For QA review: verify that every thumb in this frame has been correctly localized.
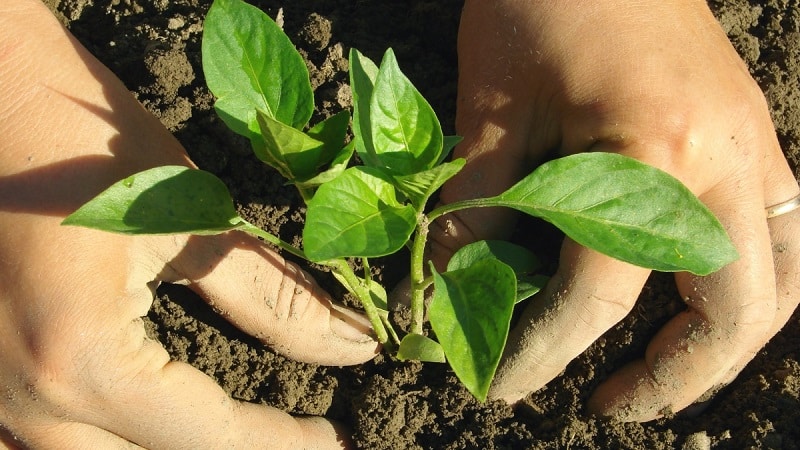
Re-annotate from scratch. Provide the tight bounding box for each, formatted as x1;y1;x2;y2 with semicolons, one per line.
151;232;380;366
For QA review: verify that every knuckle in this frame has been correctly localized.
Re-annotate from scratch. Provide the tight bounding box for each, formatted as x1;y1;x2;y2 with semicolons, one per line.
3;321;170;420
579;293;636;331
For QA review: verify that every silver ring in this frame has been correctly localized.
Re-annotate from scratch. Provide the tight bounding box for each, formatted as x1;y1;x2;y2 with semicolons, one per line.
766;193;800;219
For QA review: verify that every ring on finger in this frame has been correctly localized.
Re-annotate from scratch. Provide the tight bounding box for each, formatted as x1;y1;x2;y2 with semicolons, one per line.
766;192;800;219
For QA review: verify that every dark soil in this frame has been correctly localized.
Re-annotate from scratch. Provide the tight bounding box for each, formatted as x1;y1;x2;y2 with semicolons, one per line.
46;0;800;448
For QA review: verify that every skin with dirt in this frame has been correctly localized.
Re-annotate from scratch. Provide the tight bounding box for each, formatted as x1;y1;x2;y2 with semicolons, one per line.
44;0;799;448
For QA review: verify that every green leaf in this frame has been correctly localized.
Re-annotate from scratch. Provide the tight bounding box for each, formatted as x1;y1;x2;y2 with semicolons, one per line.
62;166;241;235
393;158;465;209
447;240;541;274
303;166;417;261
438;135;463;165
397;333;446;363
349;48;380;167
429;259;517;402
254;111;350;182
202;0;313;140
306;110;351;169
254;112;325;180
370;49;444;174
515;274;549;304
295;140;356;189
331;270;390;312
448;240;544;304
491;153;738;275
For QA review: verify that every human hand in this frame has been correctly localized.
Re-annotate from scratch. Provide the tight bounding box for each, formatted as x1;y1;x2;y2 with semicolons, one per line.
0;2;377;448
428;0;800;421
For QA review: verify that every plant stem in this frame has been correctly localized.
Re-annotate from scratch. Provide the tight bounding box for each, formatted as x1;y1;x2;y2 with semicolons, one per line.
407;198;495;335
235;219;307;260
327;259;391;347
427;198;492;223
409;214;430;335
295;185;315;204
236;219;392;347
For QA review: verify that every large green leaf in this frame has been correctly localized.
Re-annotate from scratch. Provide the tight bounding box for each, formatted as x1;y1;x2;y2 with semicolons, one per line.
349;49;380;167
303;166;417;261
202;0;313;139
62;166;241;234
370;49;444;175
490;153;738;275
429;259;517;402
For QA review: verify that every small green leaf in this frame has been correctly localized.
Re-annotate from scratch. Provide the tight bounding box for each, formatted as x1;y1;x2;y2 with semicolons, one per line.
447;240;541;274
448;240;544;304
490;153;738;275
394;158;465;209
370;49;444;174
295;141;356;189
254;112;326;180
303;166;417;261
349;48;380;167
332;270;390;313
429;259;516;402
254;111;350;183
62;166;241;235
203;0;313;139
516;274;549;304
397;333;446;363
306;110;351;169
437;135;464;165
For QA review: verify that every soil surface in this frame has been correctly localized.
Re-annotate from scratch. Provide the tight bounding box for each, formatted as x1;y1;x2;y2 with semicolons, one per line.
46;0;800;448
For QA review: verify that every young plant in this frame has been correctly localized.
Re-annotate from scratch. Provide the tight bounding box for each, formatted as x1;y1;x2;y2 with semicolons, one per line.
63;0;738;401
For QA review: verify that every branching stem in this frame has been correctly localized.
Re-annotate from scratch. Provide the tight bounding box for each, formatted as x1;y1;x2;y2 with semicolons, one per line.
409;214;430;335
427;198;492;222
327;259;391;346
236;220;307;260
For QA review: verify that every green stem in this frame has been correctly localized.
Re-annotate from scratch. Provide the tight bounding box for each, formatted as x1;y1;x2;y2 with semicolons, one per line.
235;219;307;260
407;198;496;335
427;198;492;222
295;185;315;204
327;259;391;347
236;219;392;347
409;215;430;335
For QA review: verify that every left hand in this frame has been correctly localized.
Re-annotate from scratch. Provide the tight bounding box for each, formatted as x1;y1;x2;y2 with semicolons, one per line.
0;2;377;447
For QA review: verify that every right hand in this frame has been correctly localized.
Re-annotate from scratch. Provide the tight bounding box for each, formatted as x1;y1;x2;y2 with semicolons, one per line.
427;0;800;422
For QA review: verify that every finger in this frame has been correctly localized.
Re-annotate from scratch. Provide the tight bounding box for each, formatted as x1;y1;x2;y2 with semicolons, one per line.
720;165;800;386
3;233;353;449
148;232;380;366
489;239;651;403
5;421;142;449
710;200;800;391
766;203;800;336
587;190;776;421
762;150;800;339
3;304;347;448
69;337;347;449
427;1;558;270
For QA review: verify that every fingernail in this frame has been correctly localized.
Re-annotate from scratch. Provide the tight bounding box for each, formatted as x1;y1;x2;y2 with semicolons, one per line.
329;303;376;342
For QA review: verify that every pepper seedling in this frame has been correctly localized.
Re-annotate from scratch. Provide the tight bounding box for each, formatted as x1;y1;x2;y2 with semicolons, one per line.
63;0;738;401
